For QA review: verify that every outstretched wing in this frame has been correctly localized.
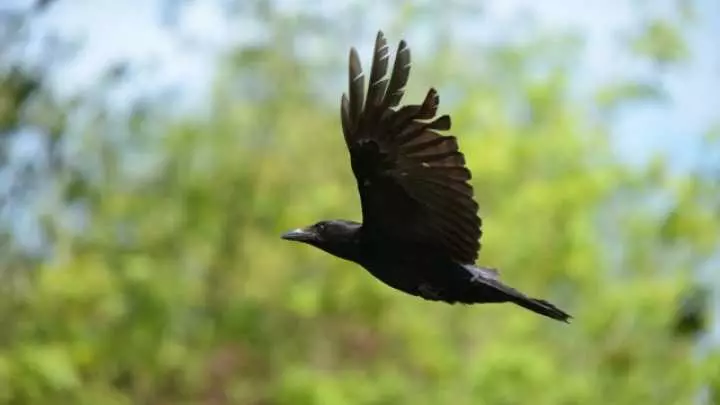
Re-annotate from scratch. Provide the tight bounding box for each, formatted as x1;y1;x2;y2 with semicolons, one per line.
340;31;482;264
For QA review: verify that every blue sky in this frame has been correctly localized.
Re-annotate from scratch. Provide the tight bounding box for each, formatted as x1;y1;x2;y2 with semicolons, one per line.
5;0;717;172
496;1;719;167
3;0;717;176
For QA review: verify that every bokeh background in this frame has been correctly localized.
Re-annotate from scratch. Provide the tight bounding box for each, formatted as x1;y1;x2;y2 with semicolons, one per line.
1;0;719;404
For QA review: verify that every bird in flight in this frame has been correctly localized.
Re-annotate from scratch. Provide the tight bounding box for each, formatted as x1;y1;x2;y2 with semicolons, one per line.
282;31;571;323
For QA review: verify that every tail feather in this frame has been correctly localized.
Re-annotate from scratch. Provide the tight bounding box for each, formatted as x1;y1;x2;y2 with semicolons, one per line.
511;296;572;323
466;266;572;323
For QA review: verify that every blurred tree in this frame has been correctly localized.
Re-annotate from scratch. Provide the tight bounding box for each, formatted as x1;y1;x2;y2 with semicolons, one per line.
0;1;717;405
673;285;710;339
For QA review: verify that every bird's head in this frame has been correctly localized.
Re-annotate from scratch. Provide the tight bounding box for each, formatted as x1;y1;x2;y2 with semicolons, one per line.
281;219;361;262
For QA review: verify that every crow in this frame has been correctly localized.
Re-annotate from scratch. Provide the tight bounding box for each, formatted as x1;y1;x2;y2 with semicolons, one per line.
282;31;571;323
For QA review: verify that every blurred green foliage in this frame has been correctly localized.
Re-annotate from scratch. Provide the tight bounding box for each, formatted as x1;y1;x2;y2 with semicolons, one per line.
1;1;719;404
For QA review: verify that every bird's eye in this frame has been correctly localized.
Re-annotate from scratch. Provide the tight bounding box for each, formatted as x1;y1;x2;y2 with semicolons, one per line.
317;223;326;232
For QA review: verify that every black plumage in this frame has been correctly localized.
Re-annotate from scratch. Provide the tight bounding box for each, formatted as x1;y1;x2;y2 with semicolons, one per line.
282;31;571;323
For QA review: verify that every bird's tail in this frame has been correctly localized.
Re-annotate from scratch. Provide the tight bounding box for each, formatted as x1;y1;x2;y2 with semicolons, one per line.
470;269;572;323
510;295;572;323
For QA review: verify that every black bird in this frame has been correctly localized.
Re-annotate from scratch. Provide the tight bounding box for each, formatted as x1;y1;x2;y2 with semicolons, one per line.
282;31;571;323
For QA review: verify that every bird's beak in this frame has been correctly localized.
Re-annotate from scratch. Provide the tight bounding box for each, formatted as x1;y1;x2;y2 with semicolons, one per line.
281;228;315;243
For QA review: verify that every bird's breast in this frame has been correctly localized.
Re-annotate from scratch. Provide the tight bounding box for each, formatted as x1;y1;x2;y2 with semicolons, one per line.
356;242;464;299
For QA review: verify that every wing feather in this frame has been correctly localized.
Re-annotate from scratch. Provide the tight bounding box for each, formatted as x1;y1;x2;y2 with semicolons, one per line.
383;40;410;109
341;31;483;264
347;48;365;132
366;32;390;110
